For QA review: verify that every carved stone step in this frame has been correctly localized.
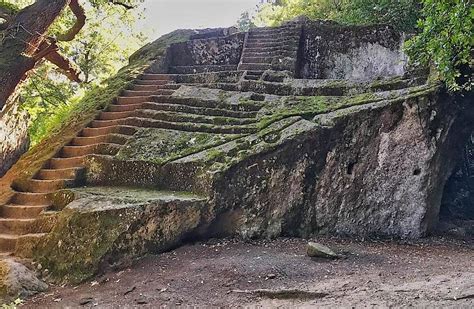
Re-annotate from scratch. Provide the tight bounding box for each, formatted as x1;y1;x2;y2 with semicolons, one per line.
134;109;257;126
80;125;138;137
140;102;257;119
122;89;175;97
242;56;273;64
99;111;134;120
18;179;75;193
108;103;144;112
49;156;85;169
0;218;37;235
116;96;150;105
11;192;50;206
169;65;237;74
1;204;48;219
35;167;84;180
135;79;170;85
140;74;173;81
239;63;272;71
121;117;258;134
60;144;121;158
71;134;129;146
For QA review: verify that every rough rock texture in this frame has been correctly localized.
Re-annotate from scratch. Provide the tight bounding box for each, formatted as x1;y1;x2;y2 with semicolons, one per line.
30;188;208;283
169;33;244;66
2;20;472;284
0;259;47;303
0;103;29;177
441;133;474;221
210;88;472;239
298;21;407;79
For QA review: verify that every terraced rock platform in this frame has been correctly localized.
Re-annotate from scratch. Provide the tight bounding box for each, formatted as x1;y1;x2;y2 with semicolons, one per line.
1;19;468;288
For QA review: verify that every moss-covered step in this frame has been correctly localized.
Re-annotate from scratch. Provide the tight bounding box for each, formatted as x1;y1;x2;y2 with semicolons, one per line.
26;187;209;283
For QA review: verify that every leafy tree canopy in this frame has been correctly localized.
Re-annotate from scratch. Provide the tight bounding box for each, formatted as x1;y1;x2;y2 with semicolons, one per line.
256;0;473;92
3;0;147;145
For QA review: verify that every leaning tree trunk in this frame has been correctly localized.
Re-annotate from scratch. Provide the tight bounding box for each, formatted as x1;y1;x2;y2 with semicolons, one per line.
0;0;70;110
0;0;73;176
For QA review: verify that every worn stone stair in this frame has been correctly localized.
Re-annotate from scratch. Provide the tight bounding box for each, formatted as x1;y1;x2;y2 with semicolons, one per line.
238;24;302;81
0;71;266;254
170;65;237;74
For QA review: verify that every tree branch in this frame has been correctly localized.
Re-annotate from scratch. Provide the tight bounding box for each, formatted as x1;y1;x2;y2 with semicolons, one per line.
56;0;86;42
109;0;136;10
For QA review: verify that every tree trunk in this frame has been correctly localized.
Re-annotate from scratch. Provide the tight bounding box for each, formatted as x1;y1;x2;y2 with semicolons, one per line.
0;0;70;111
0;0;69;174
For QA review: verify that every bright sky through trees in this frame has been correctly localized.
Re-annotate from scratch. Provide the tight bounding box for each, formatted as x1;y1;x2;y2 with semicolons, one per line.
138;0;261;39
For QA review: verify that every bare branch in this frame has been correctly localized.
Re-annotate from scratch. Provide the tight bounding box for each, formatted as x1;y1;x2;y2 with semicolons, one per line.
109;0;136;10
56;0;86;42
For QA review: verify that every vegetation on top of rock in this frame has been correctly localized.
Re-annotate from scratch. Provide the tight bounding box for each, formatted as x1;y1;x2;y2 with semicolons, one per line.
256;0;473;92
405;0;473;92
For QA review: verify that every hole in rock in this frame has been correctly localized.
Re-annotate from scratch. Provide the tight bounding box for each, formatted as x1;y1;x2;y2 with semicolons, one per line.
413;168;421;176
346;162;356;175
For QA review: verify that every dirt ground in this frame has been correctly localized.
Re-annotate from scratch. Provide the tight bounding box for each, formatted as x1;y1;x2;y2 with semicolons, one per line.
23;236;473;308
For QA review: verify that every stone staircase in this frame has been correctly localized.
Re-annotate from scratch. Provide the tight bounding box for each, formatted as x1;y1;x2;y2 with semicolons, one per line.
238;24;302;81
0;73;262;255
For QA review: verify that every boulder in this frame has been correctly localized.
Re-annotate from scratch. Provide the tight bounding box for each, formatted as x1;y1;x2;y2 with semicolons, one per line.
0;259;47;304
306;242;340;259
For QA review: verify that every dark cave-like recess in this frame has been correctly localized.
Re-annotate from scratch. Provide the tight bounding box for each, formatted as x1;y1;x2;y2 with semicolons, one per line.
440;133;474;221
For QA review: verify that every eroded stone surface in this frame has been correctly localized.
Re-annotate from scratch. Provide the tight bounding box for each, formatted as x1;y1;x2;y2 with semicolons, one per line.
0;259;47;303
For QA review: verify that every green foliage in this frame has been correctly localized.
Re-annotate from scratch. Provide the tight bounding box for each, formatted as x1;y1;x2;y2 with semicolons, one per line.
1;298;23;309
255;0;421;32
405;0;473;92
236;11;256;32
4;0;147;146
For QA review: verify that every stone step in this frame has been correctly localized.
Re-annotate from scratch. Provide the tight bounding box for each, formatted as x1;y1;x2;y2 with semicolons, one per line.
35;167;84;180
135;79;170;85
140;102;258;119
153;96;263;112
48;156;84;169
243;46;297;53
239;63;271;71
60;144;121;158
1;204;48;219
71;134;129;146
246;70;265;75
169;65;237;74
242;56;273;64
124;117;258;135
242;50;295;58
116;96;151;105
10;192;50;206
140;74;173;81
135;109;257;126
80;125;138;137
244;75;260;80
0;234;17;252
250;25;300;34
132;84;180;91
108;103;144;112
18;179;75;193
90;119;123;128
122;89;175;97
99;111;134;120
248;32;300;39
245;42;286;49
0;218;36;234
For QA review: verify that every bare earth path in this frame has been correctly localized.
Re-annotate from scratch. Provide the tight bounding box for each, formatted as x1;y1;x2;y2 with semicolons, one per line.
23;236;473;308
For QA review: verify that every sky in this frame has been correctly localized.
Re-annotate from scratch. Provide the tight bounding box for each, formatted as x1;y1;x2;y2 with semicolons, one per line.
137;0;262;39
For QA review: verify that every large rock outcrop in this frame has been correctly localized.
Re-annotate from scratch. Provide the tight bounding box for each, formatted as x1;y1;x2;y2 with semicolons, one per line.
1;20;472;283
